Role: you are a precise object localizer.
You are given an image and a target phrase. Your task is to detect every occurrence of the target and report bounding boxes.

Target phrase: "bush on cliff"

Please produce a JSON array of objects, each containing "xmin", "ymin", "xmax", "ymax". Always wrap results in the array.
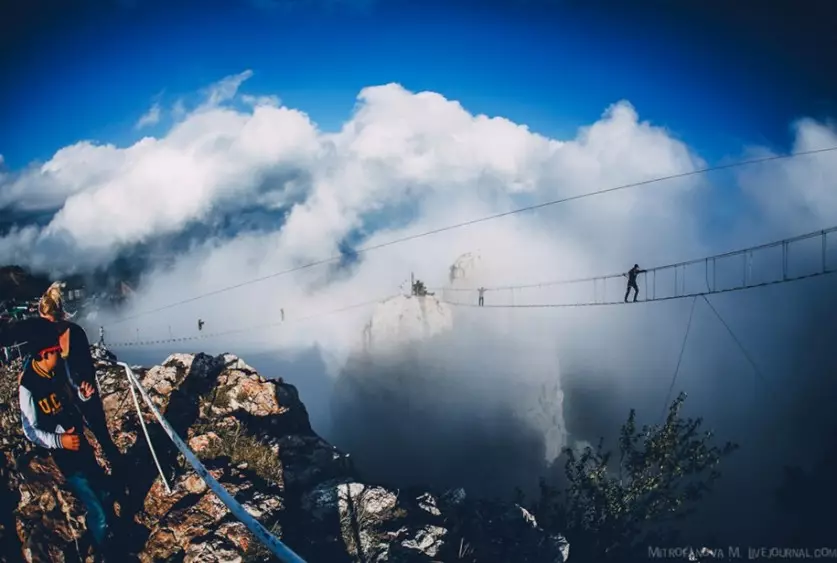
[{"xmin": 531, "ymin": 392, "xmax": 738, "ymax": 562}]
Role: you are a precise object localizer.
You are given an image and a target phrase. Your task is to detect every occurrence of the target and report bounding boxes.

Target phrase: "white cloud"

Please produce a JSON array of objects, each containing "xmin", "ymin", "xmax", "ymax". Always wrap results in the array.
[
  {"xmin": 2, "ymin": 71, "xmax": 836, "ymax": 438},
  {"xmin": 241, "ymin": 94, "xmax": 282, "ymax": 107},
  {"xmin": 199, "ymin": 69, "xmax": 254, "ymax": 111},
  {"xmin": 2, "ymin": 72, "xmax": 834, "ymax": 309},
  {"xmin": 6, "ymin": 71, "xmax": 837, "ymax": 524},
  {"xmin": 736, "ymin": 118, "xmax": 837, "ymax": 237},
  {"xmin": 172, "ymin": 99, "xmax": 187, "ymax": 120},
  {"xmin": 135, "ymin": 102, "xmax": 162, "ymax": 129}
]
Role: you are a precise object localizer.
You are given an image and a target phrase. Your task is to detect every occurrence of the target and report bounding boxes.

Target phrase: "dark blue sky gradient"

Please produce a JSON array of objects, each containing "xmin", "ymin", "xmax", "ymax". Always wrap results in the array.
[{"xmin": 1, "ymin": 0, "xmax": 835, "ymax": 169}]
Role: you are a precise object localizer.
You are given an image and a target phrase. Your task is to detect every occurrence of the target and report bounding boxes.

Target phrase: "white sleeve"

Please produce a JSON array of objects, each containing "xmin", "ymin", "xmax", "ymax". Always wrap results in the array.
[{"xmin": 19, "ymin": 386, "xmax": 64, "ymax": 449}]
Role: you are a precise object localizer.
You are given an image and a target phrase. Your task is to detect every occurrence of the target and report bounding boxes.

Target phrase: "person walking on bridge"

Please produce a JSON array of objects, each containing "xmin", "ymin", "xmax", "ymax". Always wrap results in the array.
[
  {"xmin": 624, "ymin": 264, "xmax": 647, "ymax": 303},
  {"xmin": 478, "ymin": 287, "xmax": 486, "ymax": 307}
]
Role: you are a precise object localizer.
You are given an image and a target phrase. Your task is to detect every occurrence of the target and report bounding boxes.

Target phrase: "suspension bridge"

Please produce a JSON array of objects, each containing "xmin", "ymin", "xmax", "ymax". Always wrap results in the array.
[
  {"xmin": 101, "ymin": 145, "xmax": 837, "ymax": 328},
  {"xmin": 104, "ymin": 224, "xmax": 837, "ymax": 348},
  {"xmin": 435, "ymin": 226, "xmax": 837, "ymax": 309}
]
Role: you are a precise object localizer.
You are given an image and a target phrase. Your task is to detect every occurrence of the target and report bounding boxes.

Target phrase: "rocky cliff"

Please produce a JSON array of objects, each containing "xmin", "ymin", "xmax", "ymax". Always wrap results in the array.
[{"xmin": 0, "ymin": 345, "xmax": 569, "ymax": 562}]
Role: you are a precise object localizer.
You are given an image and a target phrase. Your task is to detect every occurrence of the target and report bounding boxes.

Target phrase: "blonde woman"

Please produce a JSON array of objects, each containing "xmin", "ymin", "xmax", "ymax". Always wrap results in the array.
[{"xmin": 37, "ymin": 283, "xmax": 124, "ymax": 473}]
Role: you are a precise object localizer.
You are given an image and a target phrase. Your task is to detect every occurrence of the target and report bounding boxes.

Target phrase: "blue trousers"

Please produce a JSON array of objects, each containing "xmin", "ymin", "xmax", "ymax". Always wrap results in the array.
[
  {"xmin": 52, "ymin": 445, "xmax": 111, "ymax": 546},
  {"xmin": 64, "ymin": 472, "xmax": 109, "ymax": 545}
]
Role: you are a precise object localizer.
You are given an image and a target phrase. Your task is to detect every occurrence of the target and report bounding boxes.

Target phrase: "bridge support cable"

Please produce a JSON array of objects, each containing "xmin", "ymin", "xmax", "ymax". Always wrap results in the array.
[
  {"xmin": 659, "ymin": 296, "xmax": 699, "ymax": 425},
  {"xmin": 700, "ymin": 295, "xmax": 774, "ymax": 399},
  {"xmin": 115, "ymin": 362, "xmax": 308, "ymax": 563}
]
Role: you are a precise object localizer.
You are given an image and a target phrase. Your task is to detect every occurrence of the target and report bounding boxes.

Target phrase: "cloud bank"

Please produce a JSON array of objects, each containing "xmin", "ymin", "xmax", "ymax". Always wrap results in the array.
[{"xmin": 2, "ymin": 70, "xmax": 837, "ymax": 541}]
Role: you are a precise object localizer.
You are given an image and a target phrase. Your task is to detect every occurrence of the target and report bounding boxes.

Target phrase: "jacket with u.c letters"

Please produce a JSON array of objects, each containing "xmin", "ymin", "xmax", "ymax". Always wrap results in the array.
[{"xmin": 19, "ymin": 360, "xmax": 89, "ymax": 450}]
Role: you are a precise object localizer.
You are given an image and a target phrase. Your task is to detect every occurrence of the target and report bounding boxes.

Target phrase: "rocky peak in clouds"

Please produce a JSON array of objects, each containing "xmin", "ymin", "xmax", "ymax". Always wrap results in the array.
[
  {"xmin": 361, "ymin": 293, "xmax": 454, "ymax": 356},
  {"xmin": 448, "ymin": 251, "xmax": 484, "ymax": 286},
  {"xmin": 0, "ymin": 345, "xmax": 569, "ymax": 562}
]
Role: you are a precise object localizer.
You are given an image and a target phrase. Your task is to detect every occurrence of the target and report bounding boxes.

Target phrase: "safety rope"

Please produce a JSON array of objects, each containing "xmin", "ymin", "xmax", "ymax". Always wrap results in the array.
[
  {"xmin": 120, "ymin": 361, "xmax": 172, "ymax": 493},
  {"xmin": 115, "ymin": 362, "xmax": 307, "ymax": 563},
  {"xmin": 0, "ymin": 341, "xmax": 26, "ymax": 367}
]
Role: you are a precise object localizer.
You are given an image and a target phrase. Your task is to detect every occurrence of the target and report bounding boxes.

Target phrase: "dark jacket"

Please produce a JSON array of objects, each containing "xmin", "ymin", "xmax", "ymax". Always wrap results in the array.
[
  {"xmin": 0, "ymin": 317, "xmax": 54, "ymax": 355},
  {"xmin": 1, "ymin": 317, "xmax": 96, "ymax": 388},
  {"xmin": 53, "ymin": 320, "xmax": 96, "ymax": 388},
  {"xmin": 19, "ymin": 348, "xmax": 88, "ymax": 450}
]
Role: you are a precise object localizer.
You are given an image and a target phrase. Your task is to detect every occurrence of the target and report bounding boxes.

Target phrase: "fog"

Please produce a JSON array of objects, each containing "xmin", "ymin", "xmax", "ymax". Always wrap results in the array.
[{"xmin": 3, "ymin": 71, "xmax": 837, "ymax": 545}]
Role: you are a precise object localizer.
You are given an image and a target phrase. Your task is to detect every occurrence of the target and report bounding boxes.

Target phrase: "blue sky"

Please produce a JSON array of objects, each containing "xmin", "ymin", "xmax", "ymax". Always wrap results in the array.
[
  {"xmin": 1, "ymin": 0, "xmax": 836, "ymax": 278},
  {"xmin": 5, "ymin": 3, "xmax": 837, "ymax": 545},
  {"xmin": 2, "ymin": 0, "xmax": 834, "ymax": 170}
]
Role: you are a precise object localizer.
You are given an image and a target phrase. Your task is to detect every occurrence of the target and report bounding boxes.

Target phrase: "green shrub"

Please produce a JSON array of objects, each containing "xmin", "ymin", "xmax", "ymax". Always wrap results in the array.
[{"xmin": 534, "ymin": 392, "xmax": 737, "ymax": 561}]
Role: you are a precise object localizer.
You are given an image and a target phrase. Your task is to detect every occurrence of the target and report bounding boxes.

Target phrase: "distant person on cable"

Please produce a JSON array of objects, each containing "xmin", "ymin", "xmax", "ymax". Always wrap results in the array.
[
  {"xmin": 624, "ymin": 264, "xmax": 647, "ymax": 303},
  {"xmin": 37, "ymin": 283, "xmax": 124, "ymax": 472},
  {"xmin": 198, "ymin": 318, "xmax": 204, "ymax": 332},
  {"xmin": 18, "ymin": 323, "xmax": 114, "ymax": 552},
  {"xmin": 478, "ymin": 287, "xmax": 486, "ymax": 307}
]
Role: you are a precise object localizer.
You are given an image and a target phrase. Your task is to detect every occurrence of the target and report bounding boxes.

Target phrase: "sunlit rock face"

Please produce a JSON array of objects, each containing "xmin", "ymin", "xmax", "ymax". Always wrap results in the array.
[
  {"xmin": 360, "ymin": 294, "xmax": 454, "ymax": 356},
  {"xmin": 448, "ymin": 251, "xmax": 484, "ymax": 286},
  {"xmin": 0, "ymin": 350, "xmax": 569, "ymax": 562},
  {"xmin": 331, "ymin": 255, "xmax": 567, "ymax": 498}
]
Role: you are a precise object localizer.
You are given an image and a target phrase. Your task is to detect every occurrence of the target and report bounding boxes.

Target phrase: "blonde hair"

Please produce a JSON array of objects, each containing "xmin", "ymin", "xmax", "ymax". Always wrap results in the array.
[{"xmin": 38, "ymin": 281, "xmax": 66, "ymax": 320}]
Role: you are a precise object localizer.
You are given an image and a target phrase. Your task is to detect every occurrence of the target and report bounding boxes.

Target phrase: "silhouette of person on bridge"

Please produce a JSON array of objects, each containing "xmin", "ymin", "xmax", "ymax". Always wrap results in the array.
[
  {"xmin": 198, "ymin": 319, "xmax": 204, "ymax": 332},
  {"xmin": 624, "ymin": 264, "xmax": 647, "ymax": 303},
  {"xmin": 478, "ymin": 287, "xmax": 486, "ymax": 307}
]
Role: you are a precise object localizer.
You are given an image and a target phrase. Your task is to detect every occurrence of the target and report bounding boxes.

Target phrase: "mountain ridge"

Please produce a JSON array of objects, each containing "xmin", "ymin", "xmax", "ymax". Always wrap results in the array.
[{"xmin": 0, "ymin": 344, "xmax": 570, "ymax": 562}]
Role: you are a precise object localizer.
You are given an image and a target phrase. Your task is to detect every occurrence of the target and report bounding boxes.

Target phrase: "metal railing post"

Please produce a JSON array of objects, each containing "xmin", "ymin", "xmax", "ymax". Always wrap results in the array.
[{"xmin": 822, "ymin": 231, "xmax": 828, "ymax": 273}]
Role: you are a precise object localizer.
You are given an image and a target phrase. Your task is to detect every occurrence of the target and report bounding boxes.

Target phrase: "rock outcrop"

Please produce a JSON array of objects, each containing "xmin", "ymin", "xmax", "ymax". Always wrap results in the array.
[
  {"xmin": 0, "ymin": 345, "xmax": 569, "ymax": 562},
  {"xmin": 361, "ymin": 294, "xmax": 454, "ymax": 355}
]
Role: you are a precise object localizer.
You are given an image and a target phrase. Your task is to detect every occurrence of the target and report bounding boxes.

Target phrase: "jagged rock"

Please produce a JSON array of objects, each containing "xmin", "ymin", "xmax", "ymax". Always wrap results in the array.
[
  {"xmin": 90, "ymin": 343, "xmax": 117, "ymax": 365},
  {"xmin": 400, "ymin": 525, "xmax": 446, "ymax": 557},
  {"xmin": 211, "ymin": 367, "xmax": 286, "ymax": 417},
  {"xmin": 0, "ymin": 348, "xmax": 569, "ymax": 562},
  {"xmin": 188, "ymin": 432, "xmax": 222, "ymax": 455}
]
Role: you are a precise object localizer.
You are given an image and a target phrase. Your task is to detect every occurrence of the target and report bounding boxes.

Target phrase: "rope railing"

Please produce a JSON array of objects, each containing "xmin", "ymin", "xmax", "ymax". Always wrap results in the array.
[
  {"xmin": 1, "ymin": 341, "xmax": 26, "ymax": 366},
  {"xmin": 434, "ymin": 227, "xmax": 837, "ymax": 308},
  {"xmin": 431, "ymin": 226, "xmax": 837, "ymax": 294},
  {"xmin": 116, "ymin": 362, "xmax": 308, "ymax": 563}
]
